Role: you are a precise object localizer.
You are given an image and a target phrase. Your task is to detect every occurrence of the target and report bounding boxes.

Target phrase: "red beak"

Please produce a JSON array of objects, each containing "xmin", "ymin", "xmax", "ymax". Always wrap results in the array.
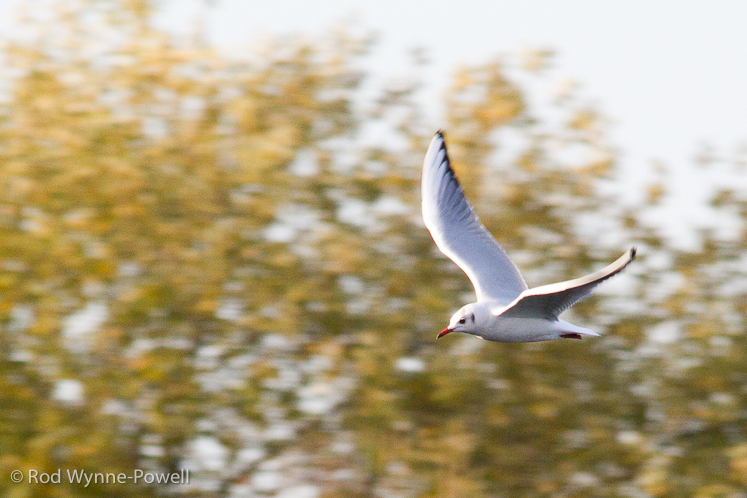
[{"xmin": 437, "ymin": 328, "xmax": 453, "ymax": 339}]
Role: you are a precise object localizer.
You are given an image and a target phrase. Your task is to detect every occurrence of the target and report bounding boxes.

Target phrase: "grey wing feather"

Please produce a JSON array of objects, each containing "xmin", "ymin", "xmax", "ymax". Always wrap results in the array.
[
  {"xmin": 498, "ymin": 248, "xmax": 636, "ymax": 319},
  {"xmin": 422, "ymin": 131, "xmax": 527, "ymax": 305}
]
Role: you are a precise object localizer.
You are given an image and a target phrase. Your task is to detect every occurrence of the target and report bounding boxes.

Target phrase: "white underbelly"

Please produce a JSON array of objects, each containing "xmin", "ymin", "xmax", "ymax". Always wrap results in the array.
[{"xmin": 484, "ymin": 317, "xmax": 560, "ymax": 343}]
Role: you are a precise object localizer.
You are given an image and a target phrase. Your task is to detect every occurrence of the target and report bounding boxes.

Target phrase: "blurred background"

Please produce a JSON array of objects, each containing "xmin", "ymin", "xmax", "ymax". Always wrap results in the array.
[{"xmin": 1, "ymin": 1, "xmax": 747, "ymax": 497}]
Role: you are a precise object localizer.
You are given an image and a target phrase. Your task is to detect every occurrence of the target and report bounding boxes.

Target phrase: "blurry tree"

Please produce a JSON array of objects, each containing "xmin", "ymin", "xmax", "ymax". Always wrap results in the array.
[{"xmin": 1, "ymin": 2, "xmax": 747, "ymax": 498}]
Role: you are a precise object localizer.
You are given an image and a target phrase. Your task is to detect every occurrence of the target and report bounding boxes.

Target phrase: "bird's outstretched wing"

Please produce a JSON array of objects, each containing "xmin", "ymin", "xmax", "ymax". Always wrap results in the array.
[
  {"xmin": 422, "ymin": 131, "xmax": 527, "ymax": 305},
  {"xmin": 498, "ymin": 248, "xmax": 636, "ymax": 319}
]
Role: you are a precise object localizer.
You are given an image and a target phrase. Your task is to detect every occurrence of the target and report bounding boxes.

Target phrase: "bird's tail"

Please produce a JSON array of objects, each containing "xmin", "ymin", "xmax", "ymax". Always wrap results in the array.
[{"xmin": 557, "ymin": 319, "xmax": 599, "ymax": 340}]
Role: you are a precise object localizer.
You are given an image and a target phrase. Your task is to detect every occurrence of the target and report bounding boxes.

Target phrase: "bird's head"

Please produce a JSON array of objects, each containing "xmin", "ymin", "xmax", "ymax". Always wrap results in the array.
[{"xmin": 438, "ymin": 304, "xmax": 478, "ymax": 339}]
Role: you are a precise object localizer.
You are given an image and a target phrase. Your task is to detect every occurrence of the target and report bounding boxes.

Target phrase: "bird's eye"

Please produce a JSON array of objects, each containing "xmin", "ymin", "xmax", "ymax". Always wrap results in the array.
[{"xmin": 458, "ymin": 317, "xmax": 466, "ymax": 324}]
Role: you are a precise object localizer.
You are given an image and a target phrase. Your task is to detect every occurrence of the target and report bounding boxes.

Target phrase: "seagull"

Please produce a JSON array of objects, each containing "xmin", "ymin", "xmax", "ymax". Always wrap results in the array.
[{"xmin": 422, "ymin": 131, "xmax": 635, "ymax": 342}]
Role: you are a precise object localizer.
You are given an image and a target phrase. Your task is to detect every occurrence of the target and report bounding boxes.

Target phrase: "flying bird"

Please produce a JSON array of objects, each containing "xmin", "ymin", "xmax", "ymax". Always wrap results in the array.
[{"xmin": 422, "ymin": 131, "xmax": 635, "ymax": 342}]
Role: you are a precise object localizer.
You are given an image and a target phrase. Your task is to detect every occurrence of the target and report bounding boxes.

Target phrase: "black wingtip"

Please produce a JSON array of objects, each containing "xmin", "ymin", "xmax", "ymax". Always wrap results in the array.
[
  {"xmin": 435, "ymin": 130, "xmax": 448, "ymax": 155},
  {"xmin": 630, "ymin": 246, "xmax": 637, "ymax": 260}
]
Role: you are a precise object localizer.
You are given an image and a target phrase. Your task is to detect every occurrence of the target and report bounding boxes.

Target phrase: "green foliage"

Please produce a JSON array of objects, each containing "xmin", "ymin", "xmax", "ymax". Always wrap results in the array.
[{"xmin": 1, "ymin": 1, "xmax": 747, "ymax": 497}]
